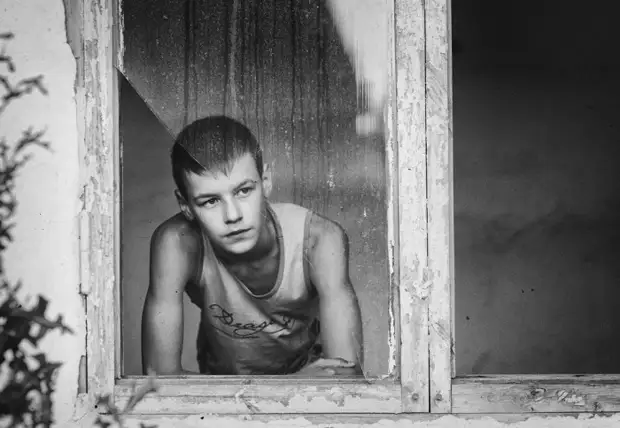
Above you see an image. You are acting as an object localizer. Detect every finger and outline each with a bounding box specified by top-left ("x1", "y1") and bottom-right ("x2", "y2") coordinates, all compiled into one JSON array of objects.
[
  {"x1": 314, "y1": 358, "x2": 356, "y2": 368},
  {"x1": 329, "y1": 358, "x2": 356, "y2": 366}
]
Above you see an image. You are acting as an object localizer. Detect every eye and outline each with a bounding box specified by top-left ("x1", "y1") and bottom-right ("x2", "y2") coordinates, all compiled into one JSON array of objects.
[
  {"x1": 199, "y1": 198, "x2": 219, "y2": 208},
  {"x1": 236, "y1": 187, "x2": 254, "y2": 197}
]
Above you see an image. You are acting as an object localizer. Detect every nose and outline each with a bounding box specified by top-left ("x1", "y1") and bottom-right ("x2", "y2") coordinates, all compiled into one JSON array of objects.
[{"x1": 223, "y1": 198, "x2": 242, "y2": 224}]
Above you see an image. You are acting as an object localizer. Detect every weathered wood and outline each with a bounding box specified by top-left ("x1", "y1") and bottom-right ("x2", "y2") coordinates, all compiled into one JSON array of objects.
[
  {"x1": 449, "y1": 77, "x2": 455, "y2": 381},
  {"x1": 394, "y1": 0, "x2": 430, "y2": 413},
  {"x1": 115, "y1": 0, "x2": 125, "y2": 73},
  {"x1": 425, "y1": 0, "x2": 454, "y2": 414},
  {"x1": 385, "y1": 0, "x2": 400, "y2": 380},
  {"x1": 113, "y1": 0, "x2": 124, "y2": 380},
  {"x1": 453, "y1": 375, "x2": 620, "y2": 413},
  {"x1": 457, "y1": 375, "x2": 620, "y2": 383},
  {"x1": 124, "y1": 412, "x2": 620, "y2": 424},
  {"x1": 78, "y1": 0, "x2": 118, "y2": 403},
  {"x1": 446, "y1": 0, "x2": 456, "y2": 386},
  {"x1": 115, "y1": 378, "x2": 401, "y2": 415}
]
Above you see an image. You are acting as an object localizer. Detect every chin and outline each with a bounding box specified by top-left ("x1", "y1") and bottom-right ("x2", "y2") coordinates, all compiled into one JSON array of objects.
[{"x1": 225, "y1": 237, "x2": 258, "y2": 255}]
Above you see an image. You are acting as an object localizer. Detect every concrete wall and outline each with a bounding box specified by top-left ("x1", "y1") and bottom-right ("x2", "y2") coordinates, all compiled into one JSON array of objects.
[{"x1": 3, "y1": 0, "x2": 620, "y2": 426}]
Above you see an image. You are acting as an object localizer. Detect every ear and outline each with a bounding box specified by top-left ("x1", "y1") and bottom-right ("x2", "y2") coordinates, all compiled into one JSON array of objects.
[
  {"x1": 261, "y1": 163, "x2": 273, "y2": 198},
  {"x1": 175, "y1": 189, "x2": 195, "y2": 222}
]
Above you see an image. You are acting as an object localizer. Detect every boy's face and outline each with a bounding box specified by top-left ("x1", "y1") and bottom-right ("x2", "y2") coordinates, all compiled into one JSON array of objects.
[{"x1": 176, "y1": 153, "x2": 272, "y2": 255}]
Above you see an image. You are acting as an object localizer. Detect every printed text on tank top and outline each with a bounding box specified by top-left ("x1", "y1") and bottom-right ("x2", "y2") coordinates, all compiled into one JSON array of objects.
[{"x1": 188, "y1": 202, "x2": 319, "y2": 375}]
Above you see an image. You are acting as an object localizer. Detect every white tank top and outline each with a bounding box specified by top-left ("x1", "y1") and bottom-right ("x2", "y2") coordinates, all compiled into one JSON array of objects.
[{"x1": 185, "y1": 202, "x2": 322, "y2": 374}]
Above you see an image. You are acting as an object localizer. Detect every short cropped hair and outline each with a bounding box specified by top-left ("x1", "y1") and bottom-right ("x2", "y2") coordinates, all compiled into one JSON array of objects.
[{"x1": 171, "y1": 116, "x2": 263, "y2": 200}]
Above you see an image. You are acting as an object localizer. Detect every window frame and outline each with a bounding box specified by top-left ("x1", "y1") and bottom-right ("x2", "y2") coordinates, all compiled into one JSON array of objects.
[
  {"x1": 420, "y1": 0, "x2": 620, "y2": 417},
  {"x1": 79, "y1": 0, "x2": 614, "y2": 419},
  {"x1": 78, "y1": 0, "x2": 429, "y2": 416}
]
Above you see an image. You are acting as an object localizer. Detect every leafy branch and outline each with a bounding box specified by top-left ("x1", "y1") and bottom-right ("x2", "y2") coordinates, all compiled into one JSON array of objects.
[
  {"x1": 93, "y1": 374, "x2": 158, "y2": 428},
  {"x1": 0, "y1": 30, "x2": 158, "y2": 428},
  {"x1": 0, "y1": 29, "x2": 69, "y2": 428}
]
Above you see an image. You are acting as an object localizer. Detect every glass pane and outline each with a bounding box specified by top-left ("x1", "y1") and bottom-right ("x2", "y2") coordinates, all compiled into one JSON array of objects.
[
  {"x1": 120, "y1": 0, "x2": 391, "y2": 377},
  {"x1": 454, "y1": 1, "x2": 620, "y2": 374}
]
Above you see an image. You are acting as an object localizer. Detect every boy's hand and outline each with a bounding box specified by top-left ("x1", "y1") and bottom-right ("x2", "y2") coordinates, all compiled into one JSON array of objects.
[{"x1": 293, "y1": 358, "x2": 357, "y2": 377}]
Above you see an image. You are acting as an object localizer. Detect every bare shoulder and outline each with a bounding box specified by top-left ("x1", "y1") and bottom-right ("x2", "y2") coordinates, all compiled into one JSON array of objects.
[
  {"x1": 149, "y1": 213, "x2": 202, "y2": 294},
  {"x1": 306, "y1": 212, "x2": 349, "y2": 257},
  {"x1": 152, "y1": 213, "x2": 201, "y2": 253}
]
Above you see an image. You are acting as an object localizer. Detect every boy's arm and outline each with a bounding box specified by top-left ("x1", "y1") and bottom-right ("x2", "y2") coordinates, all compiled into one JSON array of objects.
[
  {"x1": 141, "y1": 223, "x2": 199, "y2": 375},
  {"x1": 307, "y1": 214, "x2": 364, "y2": 375}
]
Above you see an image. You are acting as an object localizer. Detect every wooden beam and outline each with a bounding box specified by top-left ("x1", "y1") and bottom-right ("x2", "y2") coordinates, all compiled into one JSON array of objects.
[
  {"x1": 115, "y1": 378, "x2": 401, "y2": 415},
  {"x1": 394, "y1": 0, "x2": 430, "y2": 413},
  {"x1": 425, "y1": 0, "x2": 454, "y2": 414},
  {"x1": 453, "y1": 375, "x2": 620, "y2": 413},
  {"x1": 79, "y1": 0, "x2": 119, "y2": 404}
]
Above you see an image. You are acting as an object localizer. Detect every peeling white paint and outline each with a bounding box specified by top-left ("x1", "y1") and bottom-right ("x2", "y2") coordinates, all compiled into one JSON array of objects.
[
  {"x1": 116, "y1": 0, "x2": 125, "y2": 72},
  {"x1": 65, "y1": 413, "x2": 620, "y2": 428}
]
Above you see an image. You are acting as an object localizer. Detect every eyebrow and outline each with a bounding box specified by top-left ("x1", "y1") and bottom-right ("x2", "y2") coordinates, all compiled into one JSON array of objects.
[{"x1": 193, "y1": 179, "x2": 257, "y2": 201}]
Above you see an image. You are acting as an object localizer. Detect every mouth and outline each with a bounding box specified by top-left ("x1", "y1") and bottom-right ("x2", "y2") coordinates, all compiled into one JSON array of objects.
[{"x1": 226, "y1": 228, "x2": 251, "y2": 238}]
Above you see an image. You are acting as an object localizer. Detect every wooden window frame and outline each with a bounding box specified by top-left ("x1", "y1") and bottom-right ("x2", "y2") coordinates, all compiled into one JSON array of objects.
[
  {"x1": 78, "y1": 0, "x2": 425, "y2": 415},
  {"x1": 77, "y1": 0, "x2": 617, "y2": 419}
]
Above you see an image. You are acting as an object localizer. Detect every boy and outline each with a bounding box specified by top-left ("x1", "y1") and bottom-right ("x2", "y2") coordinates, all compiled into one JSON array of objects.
[{"x1": 141, "y1": 115, "x2": 364, "y2": 376}]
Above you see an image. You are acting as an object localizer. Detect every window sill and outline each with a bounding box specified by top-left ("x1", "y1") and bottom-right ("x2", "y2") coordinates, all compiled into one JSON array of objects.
[
  {"x1": 452, "y1": 375, "x2": 620, "y2": 413},
  {"x1": 114, "y1": 375, "x2": 403, "y2": 414}
]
